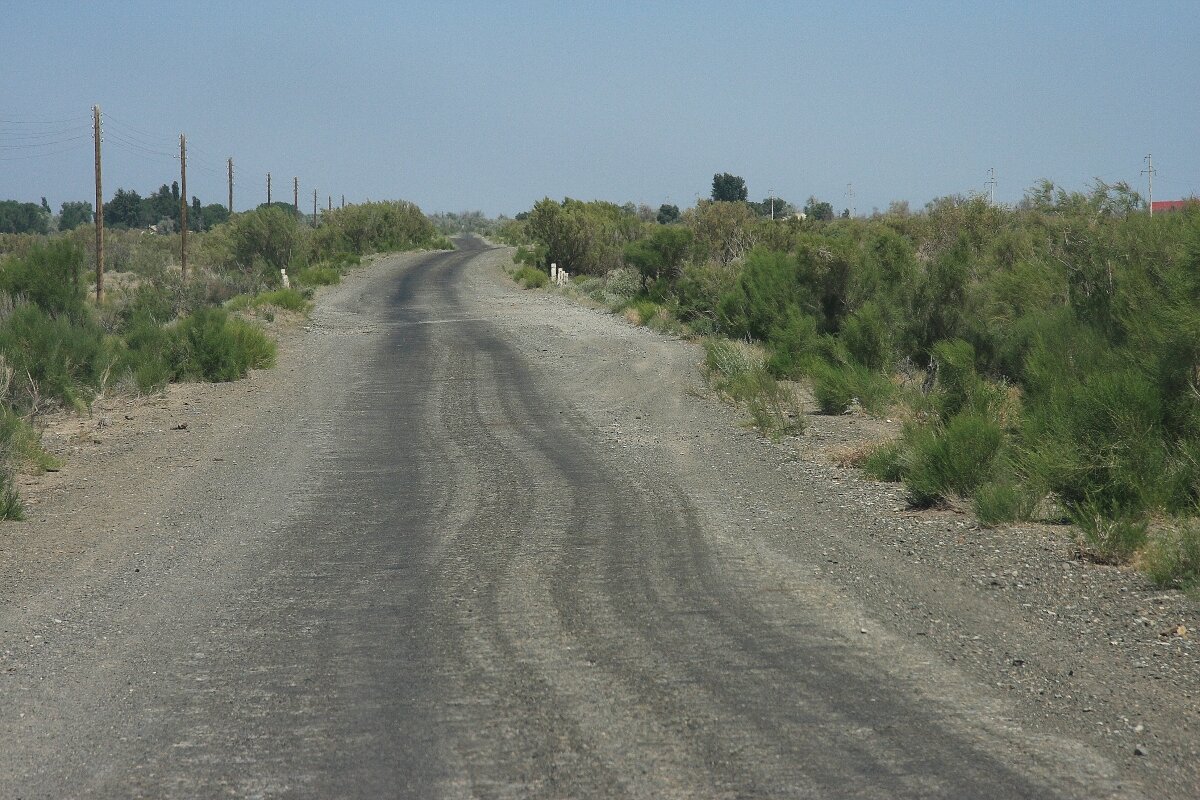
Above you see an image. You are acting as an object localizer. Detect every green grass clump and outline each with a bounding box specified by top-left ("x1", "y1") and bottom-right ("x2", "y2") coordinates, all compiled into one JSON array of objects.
[
  {"x1": 252, "y1": 287, "x2": 311, "y2": 312},
  {"x1": 294, "y1": 264, "x2": 342, "y2": 286},
  {"x1": 704, "y1": 339, "x2": 803, "y2": 438},
  {"x1": 903, "y1": 412, "x2": 1004, "y2": 507},
  {"x1": 973, "y1": 480, "x2": 1037, "y2": 526},
  {"x1": 808, "y1": 360, "x2": 896, "y2": 415},
  {"x1": 1069, "y1": 498, "x2": 1148, "y2": 563},
  {"x1": 174, "y1": 308, "x2": 276, "y2": 382},
  {"x1": 862, "y1": 439, "x2": 905, "y2": 482},
  {"x1": 1142, "y1": 524, "x2": 1200, "y2": 590},
  {"x1": 513, "y1": 266, "x2": 548, "y2": 289}
]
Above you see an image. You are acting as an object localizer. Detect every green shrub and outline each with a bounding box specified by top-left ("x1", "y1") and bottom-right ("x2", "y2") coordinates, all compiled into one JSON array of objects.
[
  {"x1": 0, "y1": 468, "x2": 22, "y2": 520},
  {"x1": 1142, "y1": 524, "x2": 1200, "y2": 590},
  {"x1": 973, "y1": 480, "x2": 1037, "y2": 526},
  {"x1": 174, "y1": 308, "x2": 275, "y2": 382},
  {"x1": 252, "y1": 287, "x2": 310, "y2": 312},
  {"x1": 808, "y1": 360, "x2": 896, "y2": 415},
  {"x1": 0, "y1": 239, "x2": 86, "y2": 317},
  {"x1": 862, "y1": 439, "x2": 905, "y2": 482},
  {"x1": 310, "y1": 201, "x2": 443, "y2": 260},
  {"x1": 841, "y1": 301, "x2": 892, "y2": 370},
  {"x1": 294, "y1": 265, "x2": 341, "y2": 286},
  {"x1": 704, "y1": 340, "x2": 803, "y2": 438},
  {"x1": 0, "y1": 305, "x2": 118, "y2": 410},
  {"x1": 904, "y1": 412, "x2": 1004, "y2": 507},
  {"x1": 628, "y1": 299, "x2": 660, "y2": 325},
  {"x1": 1069, "y1": 498, "x2": 1148, "y2": 563},
  {"x1": 226, "y1": 206, "x2": 303, "y2": 273},
  {"x1": 0, "y1": 407, "x2": 59, "y2": 473},
  {"x1": 513, "y1": 266, "x2": 548, "y2": 289}
]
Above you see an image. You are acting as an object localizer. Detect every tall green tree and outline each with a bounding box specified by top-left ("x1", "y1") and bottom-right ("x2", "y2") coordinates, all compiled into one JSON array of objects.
[
  {"x1": 104, "y1": 189, "x2": 147, "y2": 228},
  {"x1": 0, "y1": 200, "x2": 49, "y2": 234},
  {"x1": 712, "y1": 173, "x2": 748, "y2": 202},
  {"x1": 59, "y1": 201, "x2": 93, "y2": 231},
  {"x1": 656, "y1": 203, "x2": 681, "y2": 224}
]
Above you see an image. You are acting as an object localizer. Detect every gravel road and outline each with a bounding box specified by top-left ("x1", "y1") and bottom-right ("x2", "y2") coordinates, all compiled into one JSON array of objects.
[{"x1": 0, "y1": 237, "x2": 1195, "y2": 798}]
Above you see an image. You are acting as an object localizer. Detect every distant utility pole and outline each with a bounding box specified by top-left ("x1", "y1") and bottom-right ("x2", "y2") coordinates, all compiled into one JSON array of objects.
[
  {"x1": 846, "y1": 183, "x2": 855, "y2": 218},
  {"x1": 313, "y1": 189, "x2": 318, "y2": 227},
  {"x1": 293, "y1": 177, "x2": 299, "y2": 212},
  {"x1": 267, "y1": 172, "x2": 272, "y2": 205},
  {"x1": 340, "y1": 194, "x2": 345, "y2": 209},
  {"x1": 769, "y1": 187, "x2": 775, "y2": 220},
  {"x1": 227, "y1": 157, "x2": 234, "y2": 213},
  {"x1": 180, "y1": 134, "x2": 188, "y2": 280},
  {"x1": 986, "y1": 168, "x2": 996, "y2": 206},
  {"x1": 327, "y1": 195, "x2": 332, "y2": 212},
  {"x1": 1142, "y1": 154, "x2": 1156, "y2": 216},
  {"x1": 93, "y1": 105, "x2": 104, "y2": 303}
]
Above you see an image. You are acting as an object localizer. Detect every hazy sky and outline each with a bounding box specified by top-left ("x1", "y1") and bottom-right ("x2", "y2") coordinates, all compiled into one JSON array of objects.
[{"x1": 4, "y1": 1, "x2": 1198, "y2": 217}]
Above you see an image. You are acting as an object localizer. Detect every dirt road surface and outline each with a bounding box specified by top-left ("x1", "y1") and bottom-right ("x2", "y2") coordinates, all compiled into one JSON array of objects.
[{"x1": 0, "y1": 238, "x2": 1196, "y2": 798}]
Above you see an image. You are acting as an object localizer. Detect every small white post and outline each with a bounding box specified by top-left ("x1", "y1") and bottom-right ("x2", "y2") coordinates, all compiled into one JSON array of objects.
[{"x1": 280, "y1": 268, "x2": 290, "y2": 289}]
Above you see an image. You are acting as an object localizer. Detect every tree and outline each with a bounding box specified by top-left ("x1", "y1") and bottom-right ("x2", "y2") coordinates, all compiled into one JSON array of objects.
[
  {"x1": 59, "y1": 201, "x2": 93, "y2": 231},
  {"x1": 712, "y1": 173, "x2": 748, "y2": 202},
  {"x1": 803, "y1": 196, "x2": 835, "y2": 221},
  {"x1": 656, "y1": 204, "x2": 681, "y2": 225},
  {"x1": 623, "y1": 226, "x2": 694, "y2": 288},
  {"x1": 104, "y1": 188, "x2": 147, "y2": 228},
  {"x1": 201, "y1": 203, "x2": 230, "y2": 229},
  {"x1": 0, "y1": 200, "x2": 50, "y2": 234},
  {"x1": 751, "y1": 196, "x2": 795, "y2": 219}
]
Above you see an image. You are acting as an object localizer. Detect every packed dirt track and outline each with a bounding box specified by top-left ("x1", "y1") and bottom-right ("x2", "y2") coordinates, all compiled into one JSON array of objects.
[{"x1": 1, "y1": 237, "x2": 1196, "y2": 798}]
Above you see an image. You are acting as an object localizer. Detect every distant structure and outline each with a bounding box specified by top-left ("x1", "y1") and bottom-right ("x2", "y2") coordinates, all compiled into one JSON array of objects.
[{"x1": 1151, "y1": 199, "x2": 1199, "y2": 214}]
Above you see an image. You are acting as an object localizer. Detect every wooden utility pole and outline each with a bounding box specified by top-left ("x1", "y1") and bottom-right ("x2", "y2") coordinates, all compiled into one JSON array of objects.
[
  {"x1": 180, "y1": 134, "x2": 188, "y2": 280},
  {"x1": 327, "y1": 195, "x2": 332, "y2": 212},
  {"x1": 93, "y1": 105, "x2": 104, "y2": 303},
  {"x1": 293, "y1": 177, "x2": 298, "y2": 212},
  {"x1": 227, "y1": 157, "x2": 234, "y2": 212},
  {"x1": 313, "y1": 189, "x2": 318, "y2": 227},
  {"x1": 267, "y1": 172, "x2": 272, "y2": 204},
  {"x1": 341, "y1": 194, "x2": 345, "y2": 209}
]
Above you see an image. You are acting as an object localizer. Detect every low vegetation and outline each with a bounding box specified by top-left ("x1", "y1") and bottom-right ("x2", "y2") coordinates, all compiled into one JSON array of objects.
[
  {"x1": 503, "y1": 175, "x2": 1200, "y2": 589},
  {"x1": 0, "y1": 195, "x2": 448, "y2": 518}
]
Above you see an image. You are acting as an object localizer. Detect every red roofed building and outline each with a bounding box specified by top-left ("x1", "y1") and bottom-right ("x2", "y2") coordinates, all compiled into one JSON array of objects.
[{"x1": 1151, "y1": 199, "x2": 1199, "y2": 214}]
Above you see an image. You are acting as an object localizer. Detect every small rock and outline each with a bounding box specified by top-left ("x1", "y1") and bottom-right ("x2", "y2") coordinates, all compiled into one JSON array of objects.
[
  {"x1": 97, "y1": 417, "x2": 112, "y2": 429},
  {"x1": 1133, "y1": 745, "x2": 1148, "y2": 757},
  {"x1": 172, "y1": 422, "x2": 188, "y2": 431}
]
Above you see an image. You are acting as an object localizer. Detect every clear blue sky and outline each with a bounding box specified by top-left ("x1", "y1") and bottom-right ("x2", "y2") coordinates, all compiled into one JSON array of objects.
[{"x1": 4, "y1": 1, "x2": 1197, "y2": 217}]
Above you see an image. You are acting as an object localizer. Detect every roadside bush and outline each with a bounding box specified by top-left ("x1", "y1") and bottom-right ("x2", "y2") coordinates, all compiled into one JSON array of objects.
[
  {"x1": 903, "y1": 412, "x2": 1004, "y2": 507},
  {"x1": 0, "y1": 305, "x2": 117, "y2": 410},
  {"x1": 310, "y1": 201, "x2": 445, "y2": 259},
  {"x1": 0, "y1": 469, "x2": 22, "y2": 520},
  {"x1": 226, "y1": 206, "x2": 304, "y2": 274},
  {"x1": 0, "y1": 239, "x2": 86, "y2": 317},
  {"x1": 174, "y1": 308, "x2": 275, "y2": 382},
  {"x1": 604, "y1": 268, "x2": 639, "y2": 299},
  {"x1": 808, "y1": 360, "x2": 896, "y2": 415},
  {"x1": 704, "y1": 339, "x2": 803, "y2": 438},
  {"x1": 1070, "y1": 498, "x2": 1149, "y2": 563},
  {"x1": 513, "y1": 266, "x2": 548, "y2": 289},
  {"x1": 973, "y1": 479, "x2": 1038, "y2": 526},
  {"x1": 1142, "y1": 523, "x2": 1200, "y2": 590},
  {"x1": 251, "y1": 287, "x2": 310, "y2": 312},
  {"x1": 294, "y1": 264, "x2": 341, "y2": 286},
  {"x1": 119, "y1": 312, "x2": 178, "y2": 391},
  {"x1": 862, "y1": 439, "x2": 905, "y2": 482}
]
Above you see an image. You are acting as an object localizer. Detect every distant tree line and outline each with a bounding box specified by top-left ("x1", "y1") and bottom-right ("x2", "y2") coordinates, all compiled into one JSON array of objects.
[{"x1": 0, "y1": 182, "x2": 231, "y2": 235}]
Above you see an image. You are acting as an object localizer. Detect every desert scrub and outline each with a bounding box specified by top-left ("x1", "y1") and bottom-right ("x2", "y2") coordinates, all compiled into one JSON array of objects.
[
  {"x1": 862, "y1": 439, "x2": 905, "y2": 482},
  {"x1": 294, "y1": 264, "x2": 342, "y2": 286},
  {"x1": 972, "y1": 479, "x2": 1038, "y2": 526},
  {"x1": 226, "y1": 287, "x2": 311, "y2": 314},
  {"x1": 1069, "y1": 499, "x2": 1148, "y2": 563},
  {"x1": 703, "y1": 339, "x2": 803, "y2": 438},
  {"x1": 1142, "y1": 523, "x2": 1200, "y2": 590},
  {"x1": 174, "y1": 308, "x2": 276, "y2": 382},
  {"x1": 902, "y1": 412, "x2": 1004, "y2": 507},
  {"x1": 513, "y1": 266, "x2": 548, "y2": 289},
  {"x1": 807, "y1": 360, "x2": 896, "y2": 415}
]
